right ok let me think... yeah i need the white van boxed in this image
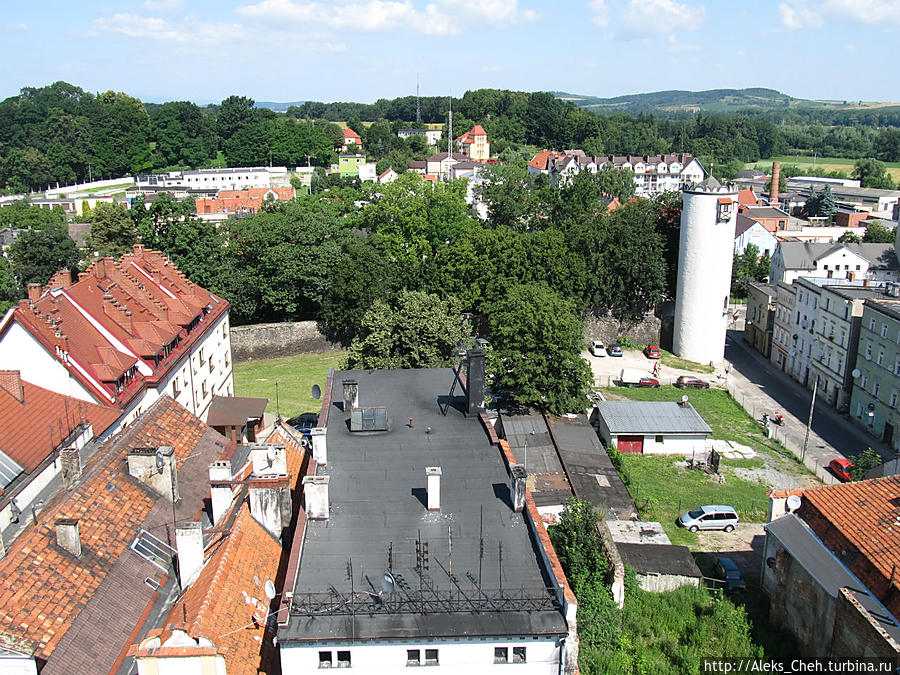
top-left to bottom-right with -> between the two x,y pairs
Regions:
677,505 -> 739,532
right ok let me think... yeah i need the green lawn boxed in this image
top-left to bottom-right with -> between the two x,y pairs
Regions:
746,155 -> 900,181
603,387 -> 811,546
233,352 -> 345,418
659,349 -> 715,374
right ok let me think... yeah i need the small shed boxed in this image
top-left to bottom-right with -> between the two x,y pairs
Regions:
207,395 -> 268,443
616,542 -> 703,592
592,401 -> 712,455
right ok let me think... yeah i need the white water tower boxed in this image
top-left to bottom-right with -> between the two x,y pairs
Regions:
673,177 -> 739,365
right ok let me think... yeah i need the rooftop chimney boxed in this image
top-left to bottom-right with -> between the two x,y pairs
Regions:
208,461 -> 233,526
26,283 -> 41,302
250,444 -> 287,477
55,518 -> 82,557
60,446 -> 82,490
426,466 -> 442,511
133,244 -> 145,258
310,427 -> 327,465
175,521 -> 204,588
0,370 -> 24,403
303,475 -> 329,520
342,379 -> 358,411
93,258 -> 107,279
510,464 -> 526,513
466,349 -> 485,416
127,446 -> 179,501
770,161 -> 780,206
249,483 -> 292,539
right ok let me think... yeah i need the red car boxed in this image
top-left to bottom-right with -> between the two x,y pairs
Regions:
636,377 -> 660,388
644,345 -> 661,359
829,458 -> 853,482
676,376 -> 710,389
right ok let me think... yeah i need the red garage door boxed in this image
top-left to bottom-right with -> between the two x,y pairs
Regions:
617,435 -> 644,454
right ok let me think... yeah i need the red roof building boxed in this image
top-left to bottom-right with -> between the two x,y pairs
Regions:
342,127 -> 362,151
455,124 -> 490,161
0,245 -> 233,424
194,186 -> 295,216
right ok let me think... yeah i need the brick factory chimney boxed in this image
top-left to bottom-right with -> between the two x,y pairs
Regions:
770,161 -> 780,207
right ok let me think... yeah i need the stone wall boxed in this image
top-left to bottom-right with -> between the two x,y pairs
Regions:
231,321 -> 342,362
585,303 -> 675,350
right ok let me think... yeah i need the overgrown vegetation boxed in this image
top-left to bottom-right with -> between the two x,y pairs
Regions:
849,447 -> 884,480
549,499 -> 762,674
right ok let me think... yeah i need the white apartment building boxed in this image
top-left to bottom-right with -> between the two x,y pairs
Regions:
0,245 -> 233,425
769,242 -> 899,285
135,166 -> 289,192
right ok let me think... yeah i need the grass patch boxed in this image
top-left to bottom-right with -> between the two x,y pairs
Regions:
659,349 -> 715,373
233,352 -> 345,417
746,155 -> 900,181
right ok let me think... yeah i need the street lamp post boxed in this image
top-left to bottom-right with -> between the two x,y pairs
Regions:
801,375 -> 818,462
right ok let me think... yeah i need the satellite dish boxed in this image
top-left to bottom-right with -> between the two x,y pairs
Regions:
155,450 -> 165,473
681,394 -> 689,403
264,579 -> 277,600
381,571 -> 396,595
851,368 -> 861,378
311,384 -> 322,400
786,495 -> 801,512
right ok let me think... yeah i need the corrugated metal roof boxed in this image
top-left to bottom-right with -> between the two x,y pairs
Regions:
594,401 -> 712,435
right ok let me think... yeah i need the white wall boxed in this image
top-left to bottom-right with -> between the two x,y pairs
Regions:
735,224 -> 778,257
280,638 -> 563,674
609,433 -> 709,455
674,185 -> 738,365
0,321 -> 100,404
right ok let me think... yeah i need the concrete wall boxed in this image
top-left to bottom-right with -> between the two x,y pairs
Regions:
585,311 -> 663,349
636,572 -> 701,593
832,588 -> 900,662
230,321 -> 342,362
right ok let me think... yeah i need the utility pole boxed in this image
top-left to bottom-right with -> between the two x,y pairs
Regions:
802,375 -> 818,461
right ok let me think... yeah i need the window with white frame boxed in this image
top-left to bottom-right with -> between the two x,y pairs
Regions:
866,343 -> 873,359
871,317 -> 877,331
883,324 -> 889,338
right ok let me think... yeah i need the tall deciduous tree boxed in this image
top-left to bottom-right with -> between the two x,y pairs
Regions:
484,282 -> 591,414
87,202 -> 136,257
8,226 -> 80,287
344,290 -> 469,370
863,220 -> 895,243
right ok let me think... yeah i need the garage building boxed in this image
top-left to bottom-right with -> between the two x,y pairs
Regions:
592,401 -> 712,455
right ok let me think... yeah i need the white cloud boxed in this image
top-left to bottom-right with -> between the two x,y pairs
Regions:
620,0 -> 703,34
779,0 -> 900,30
143,0 -> 184,10
440,0 -> 537,25
4,22 -> 27,31
588,0 -> 609,27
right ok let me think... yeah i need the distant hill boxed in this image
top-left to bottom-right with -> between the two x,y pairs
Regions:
254,100 -> 305,112
554,88 -> 900,116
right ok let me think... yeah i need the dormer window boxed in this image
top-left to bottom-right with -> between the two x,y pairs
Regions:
716,197 -> 733,223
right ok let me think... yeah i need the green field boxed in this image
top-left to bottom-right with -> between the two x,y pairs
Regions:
603,386 -> 813,546
233,352 -> 345,418
746,155 -> 900,181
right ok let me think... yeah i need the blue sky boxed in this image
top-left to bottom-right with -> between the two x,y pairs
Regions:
0,0 -> 892,105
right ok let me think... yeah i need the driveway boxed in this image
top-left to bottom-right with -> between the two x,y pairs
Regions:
697,523 -> 766,584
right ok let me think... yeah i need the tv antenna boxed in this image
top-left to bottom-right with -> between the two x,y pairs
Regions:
275,381 -> 281,421
416,73 -> 421,124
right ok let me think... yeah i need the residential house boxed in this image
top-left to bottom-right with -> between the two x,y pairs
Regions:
769,241 -> 899,284
378,167 -> 399,184
592,401 -> 712,455
745,282 -> 776,358
398,127 -> 443,145
277,361 -> 579,673
342,127 -> 362,151
334,154 -> 366,178
762,478 -> 900,661
739,205 -> 791,232
425,151 -> 469,181
455,124 -> 490,161
358,161 -> 377,182
771,281 -> 797,373
407,160 -> 426,175
0,245 -> 234,424
194,186 -> 295,216
849,294 -> 900,449
735,213 -> 778,256
737,188 -> 759,207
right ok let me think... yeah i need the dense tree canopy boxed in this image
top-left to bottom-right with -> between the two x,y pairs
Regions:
8,225 -> 79,288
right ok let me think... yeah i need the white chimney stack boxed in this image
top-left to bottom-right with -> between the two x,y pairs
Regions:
175,521 -> 204,588
342,379 -> 359,411
55,518 -> 82,557
426,467 -> 442,511
127,445 -> 179,501
303,475 -> 330,520
510,464 -> 526,513
250,444 -> 287,476
208,460 -> 233,526
311,427 -> 327,465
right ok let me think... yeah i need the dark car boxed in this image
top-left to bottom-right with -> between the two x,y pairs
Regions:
608,344 -> 624,357
675,376 -> 710,389
829,457 -> 853,482
287,412 -> 319,435
636,377 -> 660,388
644,345 -> 661,359
714,556 -> 746,592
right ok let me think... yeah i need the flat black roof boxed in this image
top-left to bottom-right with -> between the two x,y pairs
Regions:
281,368 -> 567,643
617,543 -> 702,578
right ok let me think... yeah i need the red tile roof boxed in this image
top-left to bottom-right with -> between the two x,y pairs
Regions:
343,128 -> 361,142
0,396 -> 226,669
195,186 -> 295,215
738,189 -> 759,206
0,371 -> 119,474
2,246 -> 229,408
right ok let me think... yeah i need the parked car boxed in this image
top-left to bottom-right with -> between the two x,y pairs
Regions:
675,376 -> 710,389
620,369 -> 659,388
644,345 -> 661,359
677,505 -> 739,532
287,412 -> 319,436
589,340 -> 607,357
714,556 -> 746,592
608,344 -> 624,357
829,457 -> 853,482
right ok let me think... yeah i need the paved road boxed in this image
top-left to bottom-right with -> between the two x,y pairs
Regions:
724,330 -> 894,467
